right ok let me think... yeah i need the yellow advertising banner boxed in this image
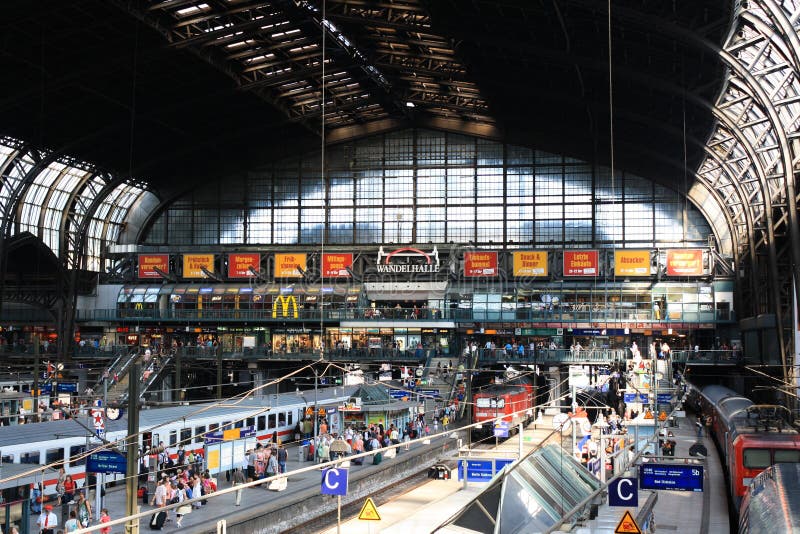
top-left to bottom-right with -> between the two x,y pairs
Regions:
274,253 -> 307,278
182,254 -> 214,279
614,250 -> 650,277
513,251 -> 548,277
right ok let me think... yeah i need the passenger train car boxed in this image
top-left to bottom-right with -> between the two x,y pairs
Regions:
690,383 -> 800,508
0,386 -> 353,494
472,375 -> 536,438
739,463 -> 800,533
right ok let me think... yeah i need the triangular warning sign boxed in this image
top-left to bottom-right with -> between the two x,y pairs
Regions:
358,497 -> 381,521
615,510 -> 642,534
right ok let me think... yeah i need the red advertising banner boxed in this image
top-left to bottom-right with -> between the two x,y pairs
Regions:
227,253 -> 261,279
464,251 -> 498,277
322,253 -> 353,278
666,249 -> 703,276
138,254 -> 169,279
563,250 -> 599,276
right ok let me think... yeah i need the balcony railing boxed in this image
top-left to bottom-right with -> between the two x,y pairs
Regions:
74,306 -> 734,324
671,349 -> 741,365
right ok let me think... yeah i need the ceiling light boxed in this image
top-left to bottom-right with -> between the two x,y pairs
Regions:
406,101 -> 415,108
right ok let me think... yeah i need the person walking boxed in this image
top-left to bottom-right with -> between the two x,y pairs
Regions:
277,443 -> 288,475
76,492 -> 92,529
99,508 -> 111,534
64,510 -> 80,533
232,468 -> 245,506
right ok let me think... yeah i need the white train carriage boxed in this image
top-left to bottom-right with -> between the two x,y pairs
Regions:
0,385 -> 353,494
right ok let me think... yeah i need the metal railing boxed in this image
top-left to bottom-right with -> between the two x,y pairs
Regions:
671,349 -> 742,365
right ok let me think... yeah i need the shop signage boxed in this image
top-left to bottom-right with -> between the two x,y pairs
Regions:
272,295 -> 299,318
666,249 -> 703,276
275,253 -> 307,278
570,328 -> 625,336
614,250 -> 650,277
512,251 -> 548,277
183,254 -> 214,279
228,253 -> 261,279
138,254 -> 169,279
464,251 -> 498,277
322,253 -> 353,278
376,246 -> 440,274
518,328 -> 558,336
563,250 -> 599,276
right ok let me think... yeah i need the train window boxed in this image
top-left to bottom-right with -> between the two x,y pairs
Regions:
180,428 -> 192,445
287,411 -> 293,426
234,419 -> 243,429
278,412 -> 286,427
257,416 -> 266,431
209,423 -> 219,432
169,430 -> 177,447
46,448 -> 64,465
195,426 -> 206,440
222,421 -> 232,430
246,417 -> 255,428
20,452 -> 39,464
743,448 -> 771,469
1,454 -> 12,464
70,446 -> 86,467
774,449 -> 800,463
268,414 -> 276,429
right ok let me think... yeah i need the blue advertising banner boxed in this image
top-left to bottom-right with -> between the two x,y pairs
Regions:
639,464 -> 703,492
87,451 -> 127,474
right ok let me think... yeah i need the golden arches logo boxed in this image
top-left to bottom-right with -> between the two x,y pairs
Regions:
272,295 -> 299,318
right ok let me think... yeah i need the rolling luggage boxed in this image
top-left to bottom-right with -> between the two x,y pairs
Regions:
373,452 -> 382,465
150,510 -> 167,530
352,456 -> 364,466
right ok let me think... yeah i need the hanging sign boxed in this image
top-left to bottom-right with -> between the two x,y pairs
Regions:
464,251 -> 498,277
138,254 -> 169,279
274,253 -> 307,278
228,253 -> 261,278
321,253 -> 353,278
183,254 -> 214,279
512,251 -> 548,277
614,250 -> 650,277
563,250 -> 599,276
666,249 -> 703,276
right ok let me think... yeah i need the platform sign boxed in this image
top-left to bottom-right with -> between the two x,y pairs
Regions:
493,421 -> 510,438
609,478 -> 638,507
639,464 -> 703,492
623,393 -> 650,403
321,467 -> 349,496
458,459 -> 514,482
657,393 -> 673,404
87,451 -> 127,475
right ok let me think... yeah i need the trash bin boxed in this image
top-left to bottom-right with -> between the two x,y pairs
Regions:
298,445 -> 307,463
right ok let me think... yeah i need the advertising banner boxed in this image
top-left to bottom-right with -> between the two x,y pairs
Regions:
563,250 -> 599,276
322,253 -> 353,278
138,254 -> 169,279
227,253 -> 261,279
512,251 -> 548,277
666,249 -> 703,276
183,254 -> 215,279
274,253 -> 307,278
464,251 -> 498,277
614,250 -> 650,277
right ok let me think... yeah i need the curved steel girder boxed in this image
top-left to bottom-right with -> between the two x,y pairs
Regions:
0,147 -> 53,239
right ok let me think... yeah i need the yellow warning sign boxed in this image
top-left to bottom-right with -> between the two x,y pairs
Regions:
614,510 -> 642,534
358,497 -> 381,521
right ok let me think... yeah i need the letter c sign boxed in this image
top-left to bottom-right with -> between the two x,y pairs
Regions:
321,467 -> 348,496
608,477 -> 638,507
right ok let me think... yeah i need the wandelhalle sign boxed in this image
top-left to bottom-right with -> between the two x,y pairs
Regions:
375,246 -> 440,274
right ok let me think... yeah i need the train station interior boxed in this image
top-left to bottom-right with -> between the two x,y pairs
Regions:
1,1 -> 800,533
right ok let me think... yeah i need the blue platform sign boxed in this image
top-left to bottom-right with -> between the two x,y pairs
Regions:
639,464 -> 703,492
87,451 -> 127,474
623,392 -> 650,403
493,421 -> 510,438
657,393 -> 673,403
457,459 -> 514,482
321,467 -> 348,496
609,477 -> 638,507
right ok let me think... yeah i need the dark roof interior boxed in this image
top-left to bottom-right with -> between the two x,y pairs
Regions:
0,0 -> 732,197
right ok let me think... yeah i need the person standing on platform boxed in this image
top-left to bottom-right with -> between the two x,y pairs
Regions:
232,468 -> 245,506
99,508 -> 111,534
36,504 -> 57,534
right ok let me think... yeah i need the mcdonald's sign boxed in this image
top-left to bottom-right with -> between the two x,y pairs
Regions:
272,295 -> 299,319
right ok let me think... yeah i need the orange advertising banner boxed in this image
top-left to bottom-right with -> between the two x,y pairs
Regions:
138,254 -> 169,279
512,251 -> 548,277
274,253 -> 307,278
614,250 -> 650,277
563,250 -> 599,276
227,253 -> 261,279
182,254 -> 215,279
322,253 -> 353,278
666,249 -> 703,276
464,251 -> 498,277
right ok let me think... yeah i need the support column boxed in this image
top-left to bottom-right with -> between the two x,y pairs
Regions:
126,363 -> 140,534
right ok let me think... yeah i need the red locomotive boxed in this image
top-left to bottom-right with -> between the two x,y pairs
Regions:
472,375 -> 536,437
691,384 -> 800,508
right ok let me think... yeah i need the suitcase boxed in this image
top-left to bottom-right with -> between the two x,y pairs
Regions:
150,510 -> 167,530
352,456 -> 364,466
373,452 -> 382,465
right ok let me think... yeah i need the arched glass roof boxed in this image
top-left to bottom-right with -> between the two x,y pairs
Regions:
0,137 -> 157,272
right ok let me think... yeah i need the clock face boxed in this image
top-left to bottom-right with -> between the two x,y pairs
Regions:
106,407 -> 122,420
